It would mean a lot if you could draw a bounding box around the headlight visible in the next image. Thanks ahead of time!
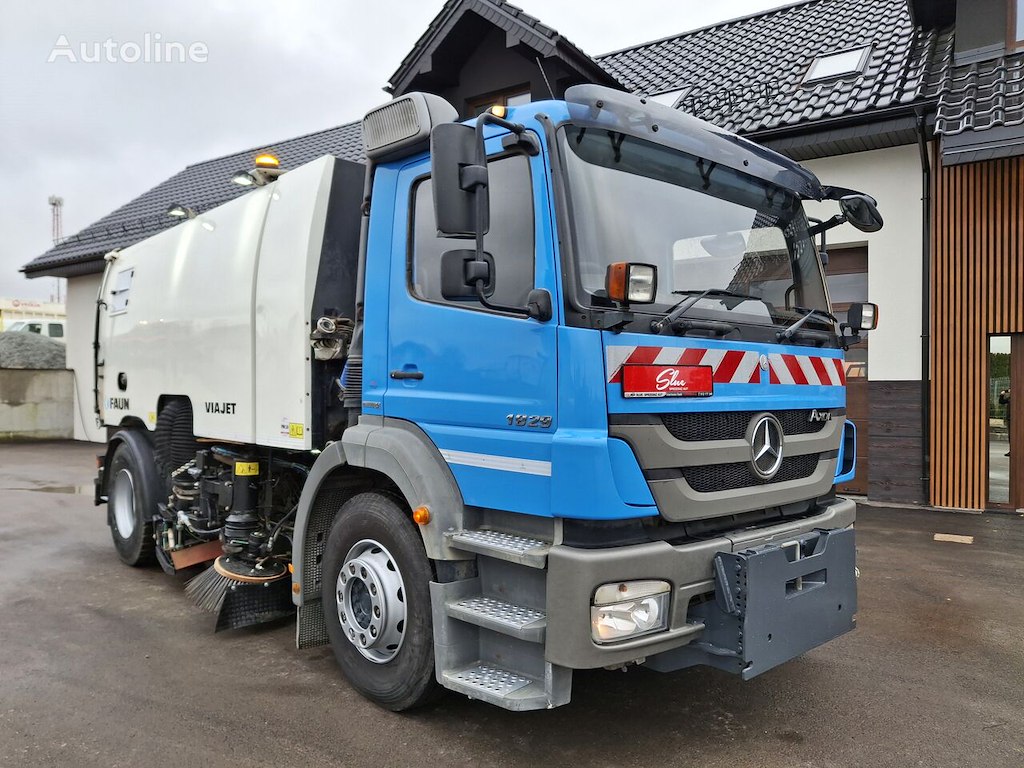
[591,579,671,644]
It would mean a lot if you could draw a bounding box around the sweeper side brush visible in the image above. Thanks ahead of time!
[185,555,293,632]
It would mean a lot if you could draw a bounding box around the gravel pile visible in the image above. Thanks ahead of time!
[0,332,67,369]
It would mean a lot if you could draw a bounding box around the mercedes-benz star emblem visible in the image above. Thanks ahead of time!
[749,414,784,480]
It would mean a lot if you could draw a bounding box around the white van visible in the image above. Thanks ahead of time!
[4,318,66,342]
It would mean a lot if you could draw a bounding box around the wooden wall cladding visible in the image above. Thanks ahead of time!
[869,381,925,503]
[931,152,1024,510]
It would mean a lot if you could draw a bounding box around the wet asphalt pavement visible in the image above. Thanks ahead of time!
[1,440,1022,767]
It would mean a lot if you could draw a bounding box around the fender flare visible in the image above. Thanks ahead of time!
[291,416,467,607]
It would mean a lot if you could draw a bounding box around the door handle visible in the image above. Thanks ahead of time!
[390,370,424,380]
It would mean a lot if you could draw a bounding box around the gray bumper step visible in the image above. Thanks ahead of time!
[446,595,547,642]
[446,529,550,568]
[442,662,551,711]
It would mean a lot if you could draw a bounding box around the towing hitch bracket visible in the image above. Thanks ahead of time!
[647,527,857,679]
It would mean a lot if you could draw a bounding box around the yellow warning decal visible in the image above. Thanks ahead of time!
[147,411,157,424]
[288,423,304,438]
[235,461,260,476]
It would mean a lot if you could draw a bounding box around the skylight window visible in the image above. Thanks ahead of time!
[647,88,686,107]
[803,46,871,83]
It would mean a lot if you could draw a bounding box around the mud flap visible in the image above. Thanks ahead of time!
[215,578,294,632]
[647,527,857,678]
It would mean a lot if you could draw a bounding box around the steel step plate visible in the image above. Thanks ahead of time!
[441,662,551,710]
[447,529,551,568]
[447,595,547,642]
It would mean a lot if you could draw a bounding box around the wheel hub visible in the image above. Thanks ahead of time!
[336,539,407,663]
[111,468,135,538]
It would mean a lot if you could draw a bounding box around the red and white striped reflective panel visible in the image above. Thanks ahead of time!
[767,352,845,386]
[607,345,759,385]
[606,345,845,386]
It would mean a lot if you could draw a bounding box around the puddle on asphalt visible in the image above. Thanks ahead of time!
[0,484,92,495]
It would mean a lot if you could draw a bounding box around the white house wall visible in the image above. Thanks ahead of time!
[66,273,105,442]
[803,144,924,382]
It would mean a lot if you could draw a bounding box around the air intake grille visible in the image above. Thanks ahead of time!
[681,454,820,493]
[362,98,420,156]
[661,410,830,442]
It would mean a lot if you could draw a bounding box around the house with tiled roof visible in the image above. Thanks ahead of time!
[22,0,1022,510]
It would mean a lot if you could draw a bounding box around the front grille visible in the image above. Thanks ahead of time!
[681,454,820,493]
[661,410,830,442]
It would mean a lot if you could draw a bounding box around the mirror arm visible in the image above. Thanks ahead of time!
[473,279,529,317]
[820,184,871,201]
[838,322,864,351]
[463,112,543,321]
[807,214,846,237]
[477,112,525,136]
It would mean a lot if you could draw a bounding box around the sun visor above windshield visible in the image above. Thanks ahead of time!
[564,84,826,201]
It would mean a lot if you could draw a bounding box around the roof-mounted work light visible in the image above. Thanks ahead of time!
[230,152,285,187]
[166,203,197,219]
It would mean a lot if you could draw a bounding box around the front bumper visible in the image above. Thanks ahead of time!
[544,497,856,671]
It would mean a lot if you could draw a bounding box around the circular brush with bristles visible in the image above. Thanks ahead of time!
[185,555,288,614]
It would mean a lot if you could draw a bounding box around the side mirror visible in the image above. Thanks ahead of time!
[846,302,878,331]
[525,289,553,322]
[839,195,883,233]
[440,249,494,300]
[430,123,488,238]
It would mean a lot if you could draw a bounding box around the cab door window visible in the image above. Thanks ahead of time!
[410,154,535,310]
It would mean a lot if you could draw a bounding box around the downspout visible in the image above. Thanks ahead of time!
[916,112,931,502]
[94,253,117,423]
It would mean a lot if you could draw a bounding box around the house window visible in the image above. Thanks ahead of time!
[505,90,531,107]
[824,247,869,379]
[803,46,872,83]
[648,88,686,107]
[1012,0,1024,48]
[468,86,531,116]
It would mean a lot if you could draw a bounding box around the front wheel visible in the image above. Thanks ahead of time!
[322,492,440,711]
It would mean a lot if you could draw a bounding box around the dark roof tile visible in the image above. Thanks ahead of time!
[934,52,1024,136]
[23,121,364,276]
[596,0,951,135]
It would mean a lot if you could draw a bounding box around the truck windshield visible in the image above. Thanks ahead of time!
[560,126,832,332]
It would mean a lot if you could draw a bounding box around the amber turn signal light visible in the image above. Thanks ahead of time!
[413,506,431,525]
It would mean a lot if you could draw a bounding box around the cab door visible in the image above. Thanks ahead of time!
[381,136,560,516]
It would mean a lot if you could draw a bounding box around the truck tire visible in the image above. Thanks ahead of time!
[108,433,158,567]
[322,492,440,711]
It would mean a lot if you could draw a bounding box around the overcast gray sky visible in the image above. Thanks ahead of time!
[0,0,786,300]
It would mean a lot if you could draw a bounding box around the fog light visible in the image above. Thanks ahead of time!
[591,580,670,644]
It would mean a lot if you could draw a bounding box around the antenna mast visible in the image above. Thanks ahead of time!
[48,195,64,304]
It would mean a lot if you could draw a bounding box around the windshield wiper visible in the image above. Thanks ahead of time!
[776,306,838,341]
[650,289,759,334]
